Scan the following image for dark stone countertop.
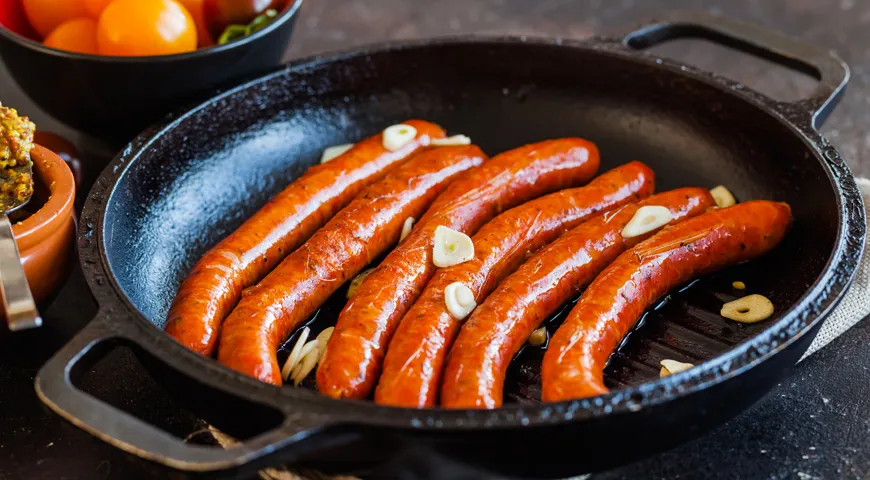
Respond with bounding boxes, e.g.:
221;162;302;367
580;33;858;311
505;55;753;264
1;1;869;479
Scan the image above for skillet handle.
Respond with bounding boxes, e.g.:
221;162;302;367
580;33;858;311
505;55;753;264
610;10;849;130
34;308;330;473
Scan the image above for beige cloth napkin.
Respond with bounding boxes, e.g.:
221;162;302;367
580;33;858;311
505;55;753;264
799;177;870;360
206;179;870;479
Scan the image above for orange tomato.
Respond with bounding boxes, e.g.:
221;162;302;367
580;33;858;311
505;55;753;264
84;0;114;18
176;0;214;48
97;0;197;56
44;18;98;55
22;0;90;38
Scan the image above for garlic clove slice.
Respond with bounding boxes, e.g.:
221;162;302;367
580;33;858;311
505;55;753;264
291;342;321;386
528;326;548;346
320;143;355;163
621;205;673;238
281;327;310;381
444;282;476;320
400;217;415;242
433;225;474;267
431;134;472;146
382;124;417;151
721;294;774;323
710;185;737;208
660;359;695;377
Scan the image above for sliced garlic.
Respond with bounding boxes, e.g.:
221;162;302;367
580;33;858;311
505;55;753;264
621;205;673;238
430;134;472;146
710;185;737;208
281;327;310;381
433;226;474;267
528;326;548;346
320;143;354;163
294;341;320;366
400;217;415;242
286;327;335;386
315;326;334;347
444;282;477;320
291;340;321;386
721;294;774;323
346;268;374;299
732;281;746;290
382;124;417;151
660;359;695;378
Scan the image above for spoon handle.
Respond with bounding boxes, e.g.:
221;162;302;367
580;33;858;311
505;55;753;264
0;214;42;331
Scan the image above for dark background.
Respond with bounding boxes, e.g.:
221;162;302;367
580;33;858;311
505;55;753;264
1;1;869;479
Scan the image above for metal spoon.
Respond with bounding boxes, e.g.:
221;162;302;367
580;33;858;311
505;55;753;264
0;161;42;331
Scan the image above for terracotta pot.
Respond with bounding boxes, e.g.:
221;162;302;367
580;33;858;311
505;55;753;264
11;145;76;304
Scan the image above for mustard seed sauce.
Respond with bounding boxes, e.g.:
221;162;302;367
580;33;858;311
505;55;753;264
0;103;36;210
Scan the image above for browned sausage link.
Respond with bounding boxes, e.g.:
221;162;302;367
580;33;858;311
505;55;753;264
217;146;486;385
317;138;600;400
374;162;656;408
542;201;793;402
165;120;445;356
440;187;714;409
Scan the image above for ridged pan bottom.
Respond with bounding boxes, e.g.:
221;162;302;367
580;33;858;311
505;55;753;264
278;254;778;404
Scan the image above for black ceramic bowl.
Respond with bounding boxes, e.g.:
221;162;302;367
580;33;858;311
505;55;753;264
0;0;303;141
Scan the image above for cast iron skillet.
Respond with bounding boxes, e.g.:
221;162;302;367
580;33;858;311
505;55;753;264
35;11;866;479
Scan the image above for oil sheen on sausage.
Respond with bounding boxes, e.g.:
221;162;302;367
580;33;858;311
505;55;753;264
374;161;656;408
317;138;601;400
542;200;792;402
217;145;486;385
165;120;445;357
441;187;714;409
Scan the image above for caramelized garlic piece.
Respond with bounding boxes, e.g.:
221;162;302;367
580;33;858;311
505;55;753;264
732;281;746;290
431;134;472;146
621;205;672;238
347;268;374;299
433;226;474;267
660;359;695;378
721;294;774;323
281;327;311;381
400;217;415;242
320;143;354;163
528;326;548;347
710;185;737;208
382;124;417;151
444;282;476;320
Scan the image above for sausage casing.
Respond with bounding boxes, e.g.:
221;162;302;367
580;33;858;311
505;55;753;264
166;120;445;356
542;200;792;402
317;139;601;400
441;187;714;409
374;161;656;408
217;145;486;384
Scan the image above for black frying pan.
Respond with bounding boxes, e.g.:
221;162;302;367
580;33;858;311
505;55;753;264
34;11;865;479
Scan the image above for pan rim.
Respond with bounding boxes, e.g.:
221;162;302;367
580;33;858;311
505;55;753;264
81;35;866;431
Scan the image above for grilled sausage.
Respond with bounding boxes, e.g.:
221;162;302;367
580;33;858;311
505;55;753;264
317;138;601;400
441;187;714;409
542;201;792;402
165;120;445;357
217;146;486;384
374;162;656;408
